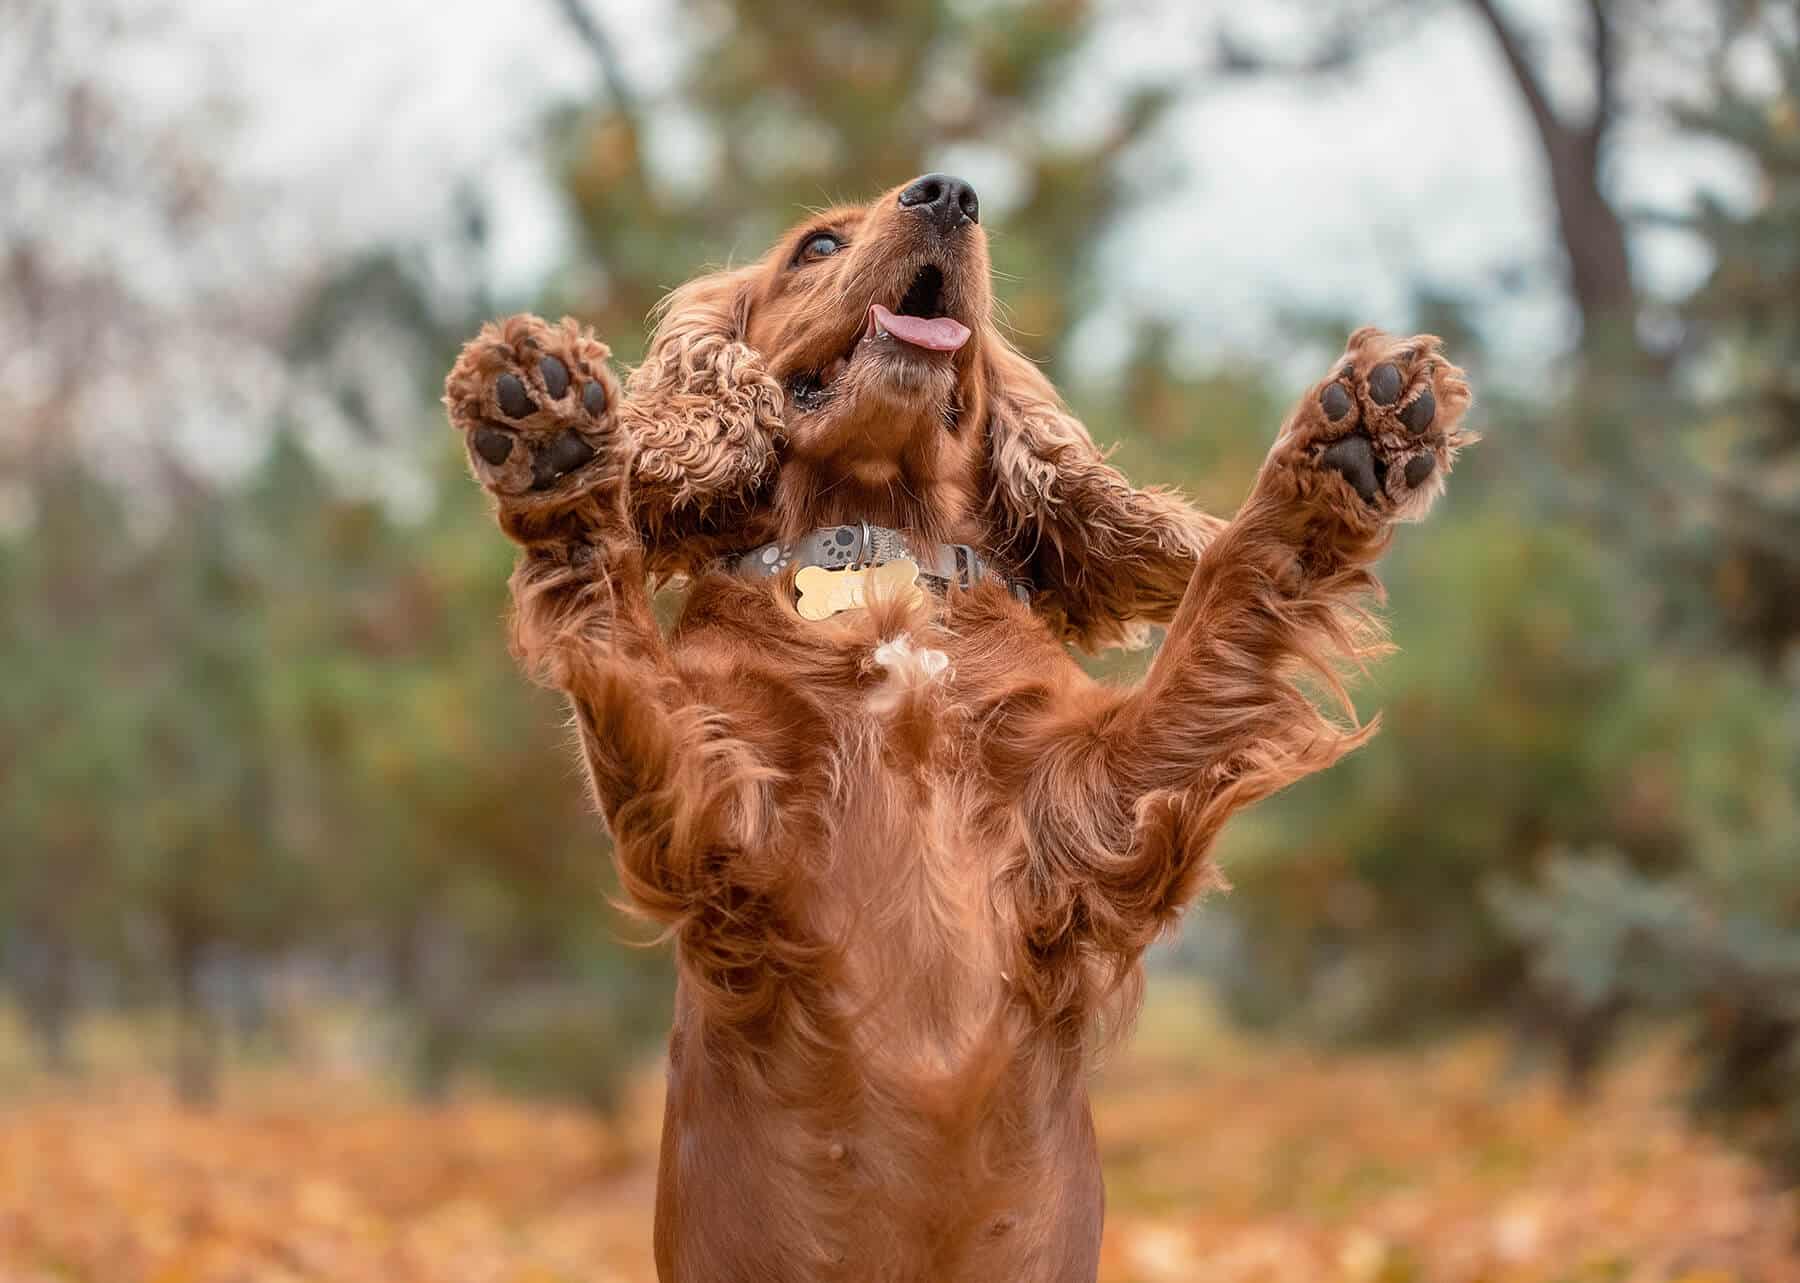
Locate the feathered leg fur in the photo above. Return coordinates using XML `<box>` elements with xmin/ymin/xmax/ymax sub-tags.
<box><xmin>998</xmin><ymin>332</ymin><xmax>1473</xmax><ymax>1009</ymax></box>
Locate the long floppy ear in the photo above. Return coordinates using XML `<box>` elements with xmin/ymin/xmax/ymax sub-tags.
<box><xmin>984</xmin><ymin>341</ymin><xmax>1226</xmax><ymax>653</ymax></box>
<box><xmin>620</xmin><ymin>267</ymin><xmax>786</xmax><ymax>553</ymax></box>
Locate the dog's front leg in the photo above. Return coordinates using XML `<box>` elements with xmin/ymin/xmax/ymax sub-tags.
<box><xmin>1008</xmin><ymin>331</ymin><xmax>1473</xmax><ymax>969</ymax></box>
<box><xmin>444</xmin><ymin>329</ymin><xmax>781</xmax><ymax>961</ymax></box>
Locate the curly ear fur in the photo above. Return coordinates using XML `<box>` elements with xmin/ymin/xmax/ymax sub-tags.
<box><xmin>620</xmin><ymin>268</ymin><xmax>786</xmax><ymax>552</ymax></box>
<box><xmin>983</xmin><ymin>341</ymin><xmax>1226</xmax><ymax>652</ymax></box>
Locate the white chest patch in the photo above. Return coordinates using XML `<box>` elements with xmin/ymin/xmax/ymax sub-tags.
<box><xmin>870</xmin><ymin>634</ymin><xmax>949</xmax><ymax>704</ymax></box>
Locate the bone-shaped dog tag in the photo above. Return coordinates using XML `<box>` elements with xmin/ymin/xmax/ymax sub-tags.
<box><xmin>794</xmin><ymin>559</ymin><xmax>923</xmax><ymax>621</ymax></box>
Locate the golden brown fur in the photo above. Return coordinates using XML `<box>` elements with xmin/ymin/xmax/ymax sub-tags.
<box><xmin>444</xmin><ymin>175</ymin><xmax>1474</xmax><ymax>1282</ymax></box>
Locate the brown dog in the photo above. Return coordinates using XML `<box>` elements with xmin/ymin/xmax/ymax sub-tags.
<box><xmin>444</xmin><ymin>173</ymin><xmax>1472</xmax><ymax>1282</ymax></box>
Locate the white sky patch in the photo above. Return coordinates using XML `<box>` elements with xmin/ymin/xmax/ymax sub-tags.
<box><xmin>125</xmin><ymin>0</ymin><xmax>1763</xmax><ymax>392</ymax></box>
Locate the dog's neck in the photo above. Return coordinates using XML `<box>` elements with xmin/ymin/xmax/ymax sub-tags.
<box><xmin>769</xmin><ymin>444</ymin><xmax>983</xmax><ymax>549</ymax></box>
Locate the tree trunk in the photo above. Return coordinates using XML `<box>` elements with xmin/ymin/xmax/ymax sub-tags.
<box><xmin>1543</xmin><ymin>130</ymin><xmax>1637</xmax><ymax>346</ymax></box>
<box><xmin>170</xmin><ymin>927</ymin><xmax>219</xmax><ymax>1108</ymax></box>
<box><xmin>1467</xmin><ymin>0</ymin><xmax>1640</xmax><ymax>353</ymax></box>
<box><xmin>15</xmin><ymin>929</ymin><xmax>79</xmax><ymax>1076</ymax></box>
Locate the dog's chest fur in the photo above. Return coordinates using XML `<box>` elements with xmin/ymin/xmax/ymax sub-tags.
<box><xmin>659</xmin><ymin>577</ymin><xmax>1109</xmax><ymax>1279</ymax></box>
<box><xmin>798</xmin><ymin>605</ymin><xmax>1020</xmax><ymax>1088</ymax></box>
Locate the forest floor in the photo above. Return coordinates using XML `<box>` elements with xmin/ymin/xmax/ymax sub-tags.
<box><xmin>1</xmin><ymin>984</ymin><xmax>1796</xmax><ymax>1283</ymax></box>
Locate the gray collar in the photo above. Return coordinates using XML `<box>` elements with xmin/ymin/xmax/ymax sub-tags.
<box><xmin>727</xmin><ymin>522</ymin><xmax>1031</xmax><ymax>602</ymax></box>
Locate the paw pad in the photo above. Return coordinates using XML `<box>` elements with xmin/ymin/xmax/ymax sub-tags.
<box><xmin>551</xmin><ymin>429</ymin><xmax>597</xmax><ymax>471</ymax></box>
<box><xmin>540</xmin><ymin>355</ymin><xmax>570</xmax><ymax>399</ymax></box>
<box><xmin>497</xmin><ymin>374</ymin><xmax>535</xmax><ymax>419</ymax></box>
<box><xmin>1320</xmin><ymin>383</ymin><xmax>1353</xmax><ymax>422</ymax></box>
<box><xmin>1321</xmin><ymin>433</ymin><xmax>1381</xmax><ymax>503</ymax></box>
<box><xmin>445</xmin><ymin>314</ymin><xmax>620</xmax><ymax>499</ymax></box>
<box><xmin>473</xmin><ymin>425</ymin><xmax>515</xmax><ymax>466</ymax></box>
<box><xmin>1294</xmin><ymin>329</ymin><xmax>1472</xmax><ymax>519</ymax></box>
<box><xmin>1399</xmin><ymin>389</ymin><xmax>1435</xmax><ymax>434</ymax></box>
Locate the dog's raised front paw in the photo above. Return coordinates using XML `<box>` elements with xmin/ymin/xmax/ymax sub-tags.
<box><xmin>444</xmin><ymin>314</ymin><xmax>623</xmax><ymax>499</ymax></box>
<box><xmin>1279</xmin><ymin>328</ymin><xmax>1474</xmax><ymax>526</ymax></box>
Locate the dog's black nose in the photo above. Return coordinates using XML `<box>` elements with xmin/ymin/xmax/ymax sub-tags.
<box><xmin>898</xmin><ymin>173</ymin><xmax>979</xmax><ymax>232</ymax></box>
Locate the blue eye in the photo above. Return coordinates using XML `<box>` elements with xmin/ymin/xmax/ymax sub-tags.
<box><xmin>802</xmin><ymin>233</ymin><xmax>842</xmax><ymax>259</ymax></box>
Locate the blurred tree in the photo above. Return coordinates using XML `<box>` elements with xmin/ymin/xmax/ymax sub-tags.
<box><xmin>1662</xmin><ymin>23</ymin><xmax>1800</xmax><ymax>664</ymax></box>
<box><xmin>0</xmin><ymin>0</ymin><xmax>307</xmax><ymax>480</ymax></box>
<box><xmin>119</xmin><ymin>493</ymin><xmax>302</xmax><ymax>1104</ymax></box>
<box><xmin>0</xmin><ymin>470</ymin><xmax>138</xmax><ymax>1073</ymax></box>
<box><xmin>550</xmin><ymin>0</ymin><xmax>1178</xmax><ymax>370</ymax></box>
<box><xmin>3</xmin><ymin>0</ymin><xmax>1792</xmax><ymax>1157</ymax></box>
<box><xmin>1488</xmin><ymin>15</ymin><xmax>1800</xmax><ymax>1175</ymax></box>
<box><xmin>1188</xmin><ymin>11</ymin><xmax>1800</xmax><ymax>1198</ymax></box>
<box><xmin>1200</xmin><ymin>0</ymin><xmax>1637</xmax><ymax>351</ymax></box>
<box><xmin>1199</xmin><ymin>513</ymin><xmax>1697</xmax><ymax>1052</ymax></box>
<box><xmin>1200</xmin><ymin>0</ymin><xmax>1794</xmax><ymax>365</ymax></box>
<box><xmin>1463</xmin><ymin>0</ymin><xmax>1633</xmax><ymax>348</ymax></box>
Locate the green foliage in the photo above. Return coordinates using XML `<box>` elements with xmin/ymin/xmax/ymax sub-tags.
<box><xmin>1663</xmin><ymin>37</ymin><xmax>1800</xmax><ymax>662</ymax></box>
<box><xmin>1490</xmin><ymin>840</ymin><xmax>1800</xmax><ymax>1180</ymax></box>
<box><xmin>557</xmin><ymin>0</ymin><xmax>1161</xmax><ymax>373</ymax></box>
<box><xmin>1475</xmin><ymin>21</ymin><xmax>1800</xmax><ymax>1177</ymax></box>
<box><xmin>1198</xmin><ymin>509</ymin><xmax>1714</xmax><ymax>1041</ymax></box>
<box><xmin>4</xmin><ymin>3</ymin><xmax>1796</xmax><ymax>1180</ymax></box>
<box><xmin>1195</xmin><ymin>8</ymin><xmax>1800</xmax><ymax>1181</ymax></box>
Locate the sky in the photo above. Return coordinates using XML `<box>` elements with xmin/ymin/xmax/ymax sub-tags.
<box><xmin>108</xmin><ymin>0</ymin><xmax>1773</xmax><ymax>390</ymax></box>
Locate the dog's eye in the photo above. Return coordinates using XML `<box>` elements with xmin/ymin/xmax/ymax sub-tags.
<box><xmin>800</xmin><ymin>233</ymin><xmax>842</xmax><ymax>260</ymax></box>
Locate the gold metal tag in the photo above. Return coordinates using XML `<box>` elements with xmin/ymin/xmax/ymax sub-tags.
<box><xmin>794</xmin><ymin>558</ymin><xmax>924</xmax><ymax>621</ymax></box>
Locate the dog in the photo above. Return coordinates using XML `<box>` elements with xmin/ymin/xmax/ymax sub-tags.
<box><xmin>444</xmin><ymin>172</ymin><xmax>1472</xmax><ymax>1282</ymax></box>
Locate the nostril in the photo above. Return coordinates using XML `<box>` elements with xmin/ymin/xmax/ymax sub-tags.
<box><xmin>898</xmin><ymin>176</ymin><xmax>941</xmax><ymax>208</ymax></box>
<box><xmin>957</xmin><ymin>183</ymin><xmax>979</xmax><ymax>224</ymax></box>
<box><xmin>897</xmin><ymin>173</ymin><xmax>980</xmax><ymax>229</ymax></box>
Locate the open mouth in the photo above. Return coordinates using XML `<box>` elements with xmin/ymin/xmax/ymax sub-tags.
<box><xmin>864</xmin><ymin>266</ymin><xmax>971</xmax><ymax>353</ymax></box>
<box><xmin>789</xmin><ymin>265</ymin><xmax>972</xmax><ymax>412</ymax></box>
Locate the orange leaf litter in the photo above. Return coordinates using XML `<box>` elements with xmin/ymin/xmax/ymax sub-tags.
<box><xmin>1</xmin><ymin>1036</ymin><xmax>1794</xmax><ymax>1283</ymax></box>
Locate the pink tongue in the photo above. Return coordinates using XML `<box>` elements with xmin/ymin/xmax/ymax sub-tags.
<box><xmin>869</xmin><ymin>303</ymin><xmax>971</xmax><ymax>352</ymax></box>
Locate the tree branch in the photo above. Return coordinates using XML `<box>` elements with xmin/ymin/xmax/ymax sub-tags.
<box><xmin>548</xmin><ymin>0</ymin><xmax>637</xmax><ymax>119</ymax></box>
<box><xmin>1586</xmin><ymin>0</ymin><xmax>1616</xmax><ymax>137</ymax></box>
<box><xmin>1466</xmin><ymin>0</ymin><xmax>1567</xmax><ymax>147</ymax></box>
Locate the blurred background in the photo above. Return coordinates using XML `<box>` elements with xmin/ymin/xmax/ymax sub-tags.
<box><xmin>2</xmin><ymin>0</ymin><xmax>1798</xmax><ymax>1279</ymax></box>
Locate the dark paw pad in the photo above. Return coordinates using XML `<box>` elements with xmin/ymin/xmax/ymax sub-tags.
<box><xmin>497</xmin><ymin>373</ymin><xmax>535</xmax><ymax>419</ymax></box>
<box><xmin>472</xmin><ymin>425</ymin><xmax>514</xmax><ymax>466</ymax></box>
<box><xmin>1399</xmin><ymin>389</ymin><xmax>1435</xmax><ymax>434</ymax></box>
<box><xmin>1321</xmin><ymin>433</ymin><xmax>1381</xmax><ymax>503</ymax></box>
<box><xmin>583</xmin><ymin>381</ymin><xmax>608</xmax><ymax>416</ymax></box>
<box><xmin>1404</xmin><ymin>453</ymin><xmax>1436</xmax><ymax>488</ymax></box>
<box><xmin>1368</xmin><ymin>363</ymin><xmax>1403</xmax><ymax>406</ymax></box>
<box><xmin>531</xmin><ymin>429</ymin><xmax>597</xmax><ymax>490</ymax></box>
<box><xmin>540</xmin><ymin>355</ymin><xmax>570</xmax><ymax>399</ymax></box>
<box><xmin>1320</xmin><ymin>383</ymin><xmax>1353</xmax><ymax>422</ymax></box>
